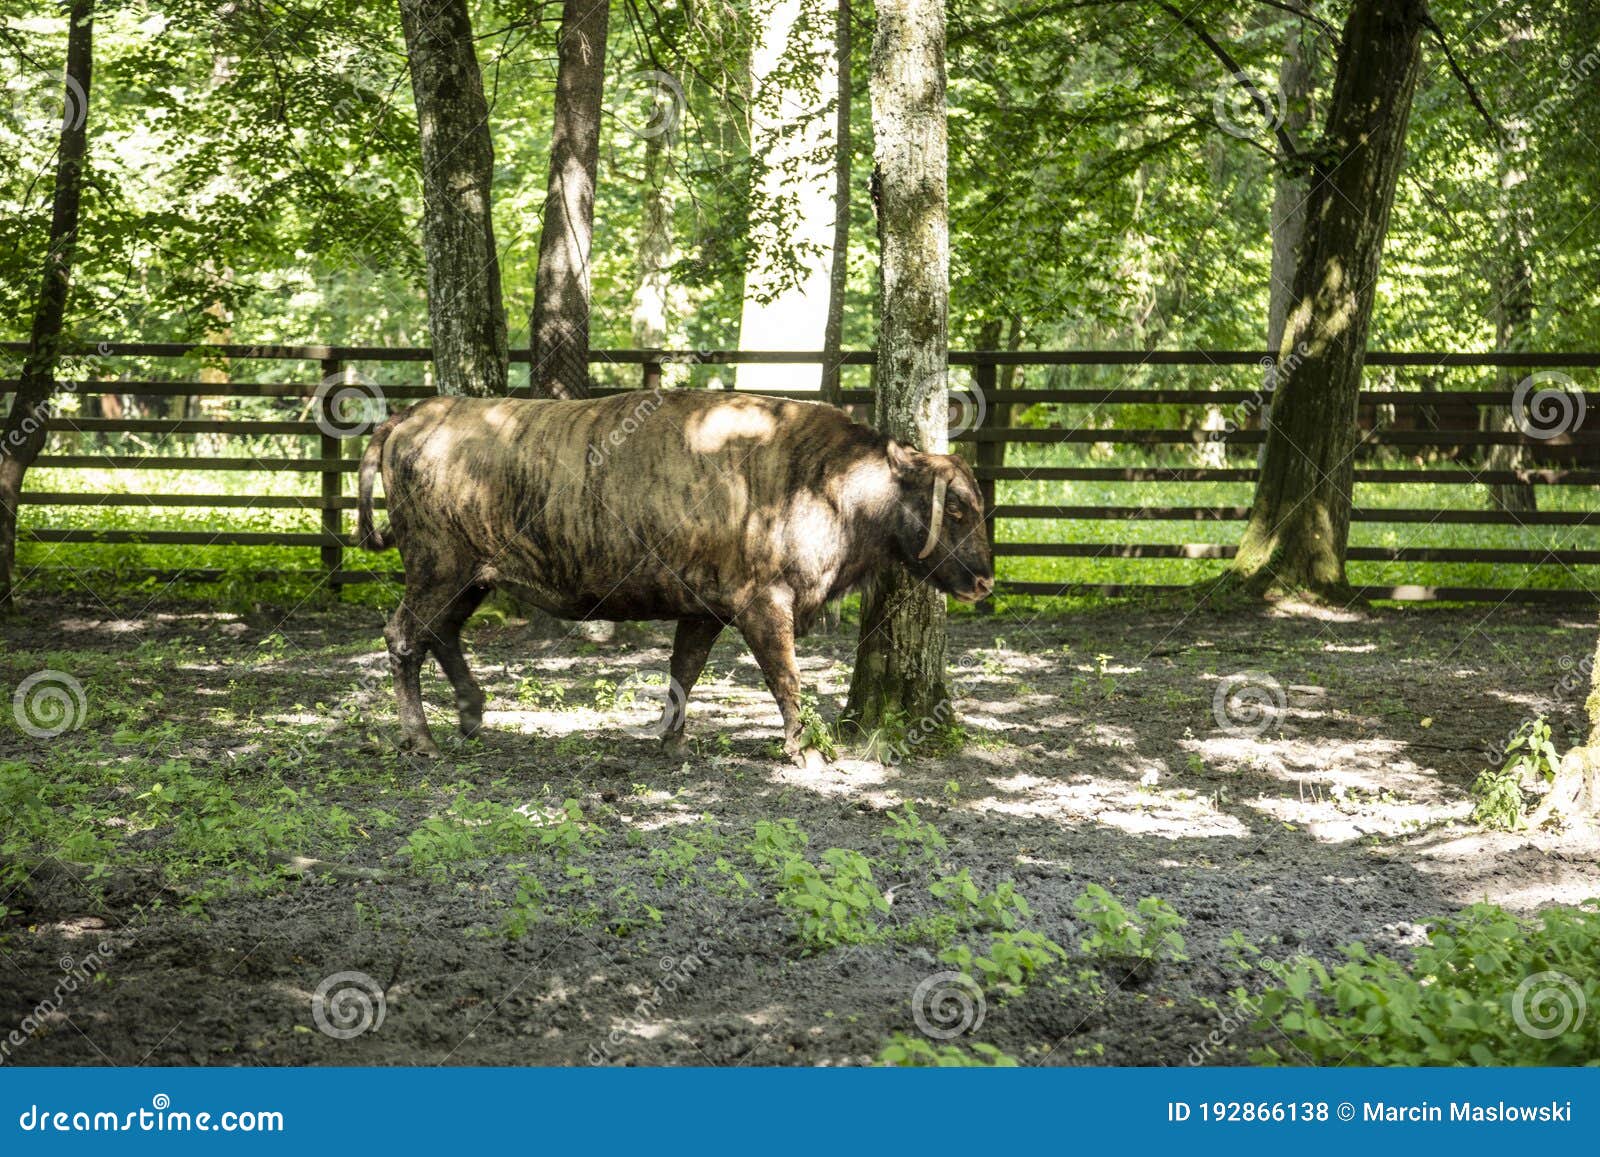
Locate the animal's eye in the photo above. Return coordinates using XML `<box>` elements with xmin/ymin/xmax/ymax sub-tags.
<box><xmin>946</xmin><ymin>502</ymin><xmax>964</xmax><ymax>522</ymax></box>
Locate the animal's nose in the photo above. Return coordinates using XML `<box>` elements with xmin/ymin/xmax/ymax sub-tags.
<box><xmin>972</xmin><ymin>575</ymin><xmax>995</xmax><ymax>600</ymax></box>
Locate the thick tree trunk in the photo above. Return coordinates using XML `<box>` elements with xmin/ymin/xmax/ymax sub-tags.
<box><xmin>844</xmin><ymin>0</ymin><xmax>950</xmax><ymax>731</ymax></box>
<box><xmin>821</xmin><ymin>0</ymin><xmax>854</xmax><ymax>405</ymax></box>
<box><xmin>1229</xmin><ymin>0</ymin><xmax>1427</xmax><ymax>597</ymax></box>
<box><xmin>1483</xmin><ymin>24</ymin><xmax>1537</xmax><ymax>514</ymax></box>
<box><xmin>397</xmin><ymin>0</ymin><xmax>509</xmax><ymax>397</ymax></box>
<box><xmin>0</xmin><ymin>0</ymin><xmax>93</xmax><ymax>611</ymax></box>
<box><xmin>530</xmin><ymin>0</ymin><xmax>609</xmax><ymax>399</ymax></box>
<box><xmin>1266</xmin><ymin>0</ymin><xmax>1316</xmax><ymax>394</ymax></box>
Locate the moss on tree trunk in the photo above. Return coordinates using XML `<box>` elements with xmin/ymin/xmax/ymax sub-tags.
<box><xmin>844</xmin><ymin>0</ymin><xmax>950</xmax><ymax>731</ymax></box>
<box><xmin>397</xmin><ymin>0</ymin><xmax>508</xmax><ymax>398</ymax></box>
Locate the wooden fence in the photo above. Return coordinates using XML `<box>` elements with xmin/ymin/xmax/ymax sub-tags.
<box><xmin>5</xmin><ymin>342</ymin><xmax>1600</xmax><ymax>604</ymax></box>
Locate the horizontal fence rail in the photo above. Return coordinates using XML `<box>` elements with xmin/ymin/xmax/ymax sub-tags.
<box><xmin>5</xmin><ymin>342</ymin><xmax>1599</xmax><ymax>605</ymax></box>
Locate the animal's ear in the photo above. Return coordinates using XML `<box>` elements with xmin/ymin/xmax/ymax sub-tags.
<box><xmin>886</xmin><ymin>439</ymin><xmax>917</xmax><ymax>477</ymax></box>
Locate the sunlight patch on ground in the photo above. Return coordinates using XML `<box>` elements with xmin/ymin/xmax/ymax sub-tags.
<box><xmin>1405</xmin><ymin>829</ymin><xmax>1600</xmax><ymax>907</ymax></box>
<box><xmin>1189</xmin><ymin>734</ymin><xmax>1452</xmax><ymax>803</ymax></box>
<box><xmin>769</xmin><ymin>757</ymin><xmax>893</xmax><ymax>803</ymax></box>
<box><xmin>974</xmin><ymin>770</ymin><xmax>1251</xmax><ymax>838</ymax></box>
<box><xmin>1247</xmin><ymin>789</ymin><xmax>1443</xmax><ymax>843</ymax></box>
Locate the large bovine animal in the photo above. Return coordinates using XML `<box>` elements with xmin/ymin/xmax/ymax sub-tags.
<box><xmin>356</xmin><ymin>390</ymin><xmax>993</xmax><ymax>762</ymax></box>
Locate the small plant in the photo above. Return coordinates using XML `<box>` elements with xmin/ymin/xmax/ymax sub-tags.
<box><xmin>798</xmin><ymin>694</ymin><xmax>838</xmax><ymax>760</ymax></box>
<box><xmin>1472</xmin><ymin>717</ymin><xmax>1561</xmax><ymax>830</ymax></box>
<box><xmin>930</xmin><ymin>869</ymin><xmax>1031</xmax><ymax>931</ymax></box>
<box><xmin>773</xmin><ymin>848</ymin><xmax>890</xmax><ymax>950</ymax></box>
<box><xmin>746</xmin><ymin>818</ymin><xmax>808</xmax><ymax>870</ymax></box>
<box><xmin>939</xmin><ymin>930</ymin><xmax>1069</xmax><ymax>994</ymax></box>
<box><xmin>882</xmin><ymin>803</ymin><xmax>948</xmax><ymax>869</ymax></box>
<box><xmin>878</xmin><ymin>1034</ymin><xmax>1018</xmax><ymax>1067</ymax></box>
<box><xmin>1073</xmin><ymin>884</ymin><xmax>1188</xmax><ymax>965</ymax></box>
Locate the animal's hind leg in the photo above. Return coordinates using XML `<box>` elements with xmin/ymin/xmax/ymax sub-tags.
<box><xmin>384</xmin><ymin>592</ymin><xmax>440</xmax><ymax>758</ymax></box>
<box><xmin>660</xmin><ymin>617</ymin><xmax>723</xmax><ymax>755</ymax></box>
<box><xmin>426</xmin><ymin>584</ymin><xmax>490</xmax><ymax>737</ymax></box>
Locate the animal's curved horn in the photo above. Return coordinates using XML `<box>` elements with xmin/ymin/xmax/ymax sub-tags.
<box><xmin>917</xmin><ymin>476</ymin><xmax>949</xmax><ymax>559</ymax></box>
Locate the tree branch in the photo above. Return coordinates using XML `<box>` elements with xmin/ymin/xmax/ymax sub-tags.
<box><xmin>1421</xmin><ymin>11</ymin><xmax>1504</xmax><ymax>142</ymax></box>
<box><xmin>1156</xmin><ymin>1</ymin><xmax>1303</xmax><ymax>165</ymax></box>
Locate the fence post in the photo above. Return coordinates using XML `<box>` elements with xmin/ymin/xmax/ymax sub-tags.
<box><xmin>972</xmin><ymin>353</ymin><xmax>1000</xmax><ymax>613</ymax></box>
<box><xmin>318</xmin><ymin>356</ymin><xmax>344</xmax><ymax>596</ymax></box>
<box><xmin>642</xmin><ymin>358</ymin><xmax>662</xmax><ymax>392</ymax></box>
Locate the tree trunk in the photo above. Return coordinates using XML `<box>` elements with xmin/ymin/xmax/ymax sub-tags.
<box><xmin>1266</xmin><ymin>0</ymin><xmax>1316</xmax><ymax>395</ymax></box>
<box><xmin>530</xmin><ymin>0</ymin><xmax>609</xmax><ymax>399</ymax></box>
<box><xmin>630</xmin><ymin>103</ymin><xmax>675</xmax><ymax>350</ymax></box>
<box><xmin>736</xmin><ymin>0</ymin><xmax>842</xmax><ymax>393</ymax></box>
<box><xmin>397</xmin><ymin>0</ymin><xmax>509</xmax><ymax>397</ymax></box>
<box><xmin>1530</xmin><ymin>630</ymin><xmax>1600</xmax><ymax>824</ymax></box>
<box><xmin>821</xmin><ymin>0</ymin><xmax>854</xmax><ymax>405</ymax></box>
<box><xmin>844</xmin><ymin>0</ymin><xmax>950</xmax><ymax>731</ymax></box>
<box><xmin>1483</xmin><ymin>23</ymin><xmax>1537</xmax><ymax>514</ymax></box>
<box><xmin>1229</xmin><ymin>0</ymin><xmax>1427</xmax><ymax>597</ymax></box>
<box><xmin>0</xmin><ymin>0</ymin><xmax>93</xmax><ymax>612</ymax></box>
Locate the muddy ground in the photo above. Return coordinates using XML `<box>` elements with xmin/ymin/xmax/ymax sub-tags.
<box><xmin>3</xmin><ymin>590</ymin><xmax>1599</xmax><ymax>1067</ymax></box>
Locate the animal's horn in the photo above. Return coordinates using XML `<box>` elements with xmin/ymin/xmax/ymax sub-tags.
<box><xmin>917</xmin><ymin>476</ymin><xmax>949</xmax><ymax>559</ymax></box>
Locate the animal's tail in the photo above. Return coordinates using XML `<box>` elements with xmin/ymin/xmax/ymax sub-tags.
<box><xmin>357</xmin><ymin>408</ymin><xmax>411</xmax><ymax>551</ymax></box>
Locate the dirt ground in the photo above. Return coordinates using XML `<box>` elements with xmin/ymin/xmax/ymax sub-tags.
<box><xmin>3</xmin><ymin>590</ymin><xmax>1599</xmax><ymax>1067</ymax></box>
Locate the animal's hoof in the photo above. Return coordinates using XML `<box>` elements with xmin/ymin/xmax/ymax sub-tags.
<box><xmin>401</xmin><ymin>736</ymin><xmax>443</xmax><ymax>759</ymax></box>
<box><xmin>458</xmin><ymin>714</ymin><xmax>483</xmax><ymax>738</ymax></box>
<box><xmin>660</xmin><ymin>733</ymin><xmax>689</xmax><ymax>759</ymax></box>
<box><xmin>790</xmin><ymin>746</ymin><xmax>830</xmax><ymax>772</ymax></box>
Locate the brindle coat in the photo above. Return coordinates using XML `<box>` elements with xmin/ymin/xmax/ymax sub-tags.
<box><xmin>357</xmin><ymin>390</ymin><xmax>994</xmax><ymax>760</ymax></box>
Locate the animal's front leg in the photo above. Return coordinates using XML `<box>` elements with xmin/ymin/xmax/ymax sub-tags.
<box><xmin>737</xmin><ymin>595</ymin><xmax>826</xmax><ymax>769</ymax></box>
<box><xmin>661</xmin><ymin>616</ymin><xmax>723</xmax><ymax>756</ymax></box>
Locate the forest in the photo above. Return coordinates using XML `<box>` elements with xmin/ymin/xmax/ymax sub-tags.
<box><xmin>2</xmin><ymin>0</ymin><xmax>1600</xmax><ymax>1070</ymax></box>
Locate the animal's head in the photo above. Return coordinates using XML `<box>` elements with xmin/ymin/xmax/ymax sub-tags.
<box><xmin>885</xmin><ymin>440</ymin><xmax>994</xmax><ymax>603</ymax></box>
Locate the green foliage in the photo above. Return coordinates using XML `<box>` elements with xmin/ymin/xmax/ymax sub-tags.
<box><xmin>1073</xmin><ymin>884</ymin><xmax>1189</xmax><ymax>964</ymax></box>
<box><xmin>772</xmin><ymin>848</ymin><xmax>890</xmax><ymax>951</ymax></box>
<box><xmin>930</xmin><ymin>868</ymin><xmax>1030</xmax><ymax>932</ymax></box>
<box><xmin>798</xmin><ymin>694</ymin><xmax>839</xmax><ymax>760</ymax></box>
<box><xmin>1473</xmin><ymin>717</ymin><xmax>1562</xmax><ymax>830</ymax></box>
<box><xmin>882</xmin><ymin>803</ymin><xmax>949</xmax><ymax>869</ymax></box>
<box><xmin>878</xmin><ymin>1034</ymin><xmax>1019</xmax><ymax>1068</ymax></box>
<box><xmin>1254</xmin><ymin>902</ymin><xmax>1600</xmax><ymax>1066</ymax></box>
<box><xmin>939</xmin><ymin>931</ymin><xmax>1071</xmax><ymax>995</ymax></box>
<box><xmin>401</xmin><ymin>794</ymin><xmax>593</xmax><ymax>872</ymax></box>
